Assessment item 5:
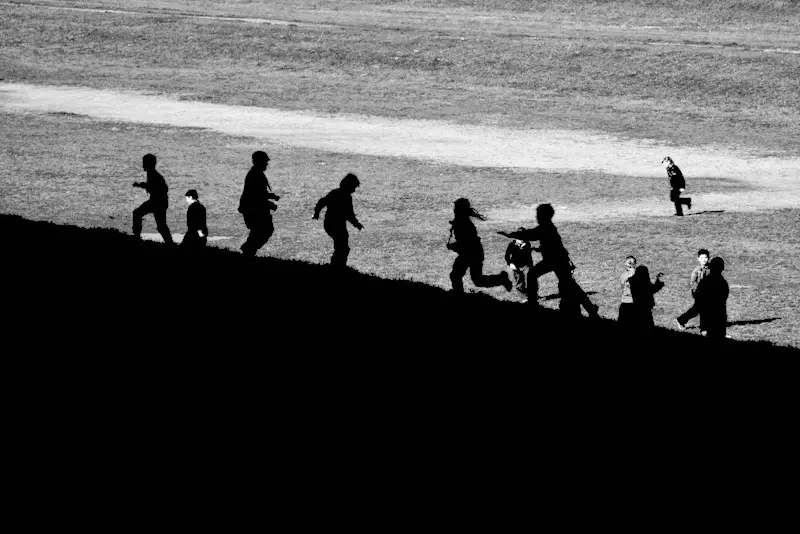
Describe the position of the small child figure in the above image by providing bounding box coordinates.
[313,173,364,268]
[504,228,538,303]
[629,265,665,333]
[696,256,729,341]
[676,248,711,333]
[618,255,638,329]
[181,189,208,251]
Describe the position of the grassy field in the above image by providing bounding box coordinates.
[1,0,799,350]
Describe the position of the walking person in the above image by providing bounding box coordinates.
[696,257,730,342]
[238,150,280,257]
[447,198,512,294]
[629,265,665,333]
[181,189,208,252]
[618,255,638,329]
[675,248,711,333]
[132,153,175,246]
[504,229,537,303]
[313,173,364,268]
[499,204,599,318]
[663,156,692,216]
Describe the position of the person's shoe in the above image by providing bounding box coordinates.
[675,318,686,330]
[701,330,707,336]
[502,272,513,292]
[674,213,684,217]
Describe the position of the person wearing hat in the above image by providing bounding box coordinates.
[238,150,280,257]
[181,189,207,251]
[504,227,538,303]
[447,198,513,293]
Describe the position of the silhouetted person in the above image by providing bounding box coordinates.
[696,257,729,341]
[676,248,711,333]
[447,198,512,293]
[238,151,279,257]
[504,228,538,303]
[313,173,363,268]
[500,204,599,318]
[618,255,638,329]
[629,265,664,333]
[132,153,174,246]
[663,156,691,216]
[181,189,207,251]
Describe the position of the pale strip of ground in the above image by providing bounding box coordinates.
[2,82,799,222]
[140,233,231,243]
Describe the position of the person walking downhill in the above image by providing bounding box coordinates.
[499,204,599,318]
[504,229,537,303]
[629,265,665,334]
[447,198,512,294]
[663,156,692,216]
[132,153,175,246]
[696,256,730,342]
[238,150,280,257]
[675,248,711,333]
[313,173,364,268]
[181,189,208,252]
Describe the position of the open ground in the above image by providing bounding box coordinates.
[1,1,798,349]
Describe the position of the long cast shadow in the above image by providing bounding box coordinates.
[541,291,597,301]
[728,317,781,326]
[685,210,725,216]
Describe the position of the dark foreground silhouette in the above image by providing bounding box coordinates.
[3,214,797,358]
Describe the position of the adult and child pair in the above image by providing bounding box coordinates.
[619,249,730,340]
[132,151,363,266]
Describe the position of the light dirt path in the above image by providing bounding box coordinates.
[2,82,799,222]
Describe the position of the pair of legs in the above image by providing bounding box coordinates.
[529,260,598,316]
[511,264,532,301]
[450,249,510,293]
[325,224,350,268]
[181,233,207,253]
[133,199,174,245]
[241,211,274,257]
[677,299,705,331]
[670,190,692,216]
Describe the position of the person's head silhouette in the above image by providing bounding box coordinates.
[252,151,270,171]
[535,203,555,224]
[340,173,360,193]
[142,153,157,171]
[709,256,725,274]
[185,189,199,204]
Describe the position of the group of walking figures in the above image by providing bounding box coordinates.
[132,151,729,340]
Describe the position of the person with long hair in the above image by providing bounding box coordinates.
[447,198,512,293]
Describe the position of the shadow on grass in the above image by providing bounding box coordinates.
[685,210,726,216]
[728,318,781,326]
[3,214,797,359]
[541,291,597,301]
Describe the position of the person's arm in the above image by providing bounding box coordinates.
[199,204,207,237]
[313,193,329,219]
[347,196,363,230]
[652,275,665,294]
[690,267,701,296]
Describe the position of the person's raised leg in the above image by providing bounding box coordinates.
[132,200,153,239]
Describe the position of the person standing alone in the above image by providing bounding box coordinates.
[663,156,692,216]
